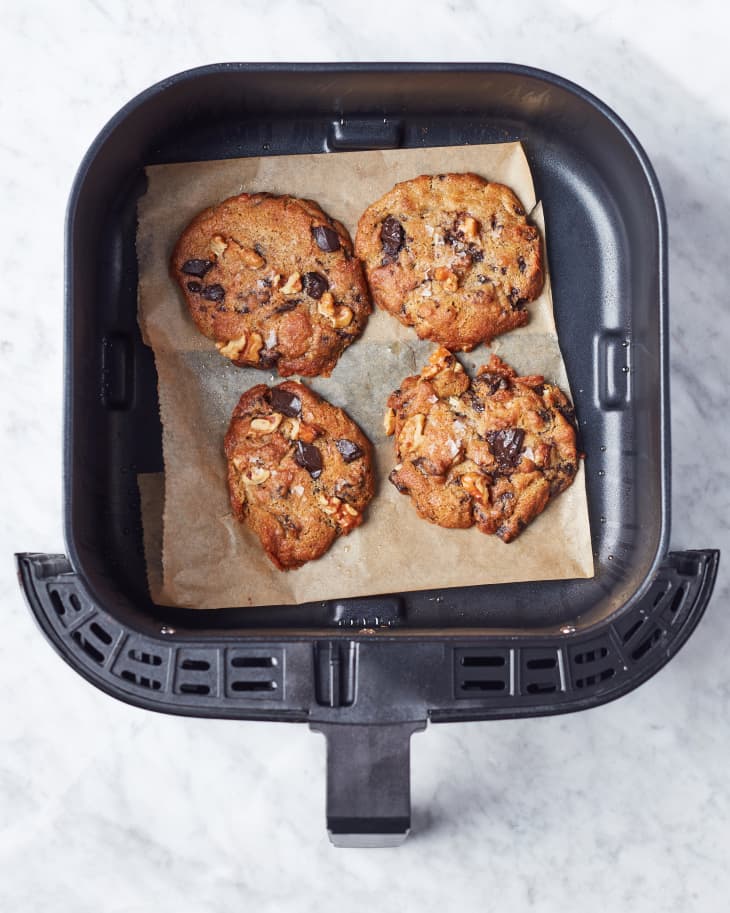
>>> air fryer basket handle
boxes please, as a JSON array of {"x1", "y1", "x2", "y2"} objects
[{"x1": 309, "y1": 721, "x2": 426, "y2": 848}]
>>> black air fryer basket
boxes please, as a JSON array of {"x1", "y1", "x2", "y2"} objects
[{"x1": 18, "y1": 64, "x2": 719, "y2": 847}]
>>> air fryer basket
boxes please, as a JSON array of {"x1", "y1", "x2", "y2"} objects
[{"x1": 18, "y1": 64, "x2": 719, "y2": 847}]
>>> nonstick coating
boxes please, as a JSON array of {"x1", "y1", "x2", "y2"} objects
[{"x1": 64, "y1": 64, "x2": 668, "y2": 636}]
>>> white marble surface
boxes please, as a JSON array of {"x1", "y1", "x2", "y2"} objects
[{"x1": 2, "y1": 1, "x2": 730, "y2": 910}]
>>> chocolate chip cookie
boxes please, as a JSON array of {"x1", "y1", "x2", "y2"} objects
[
  {"x1": 172, "y1": 193, "x2": 371, "y2": 377},
  {"x1": 225, "y1": 381, "x2": 374, "y2": 569},
  {"x1": 385, "y1": 347, "x2": 578, "y2": 541},
  {"x1": 355, "y1": 173, "x2": 543, "y2": 350}
]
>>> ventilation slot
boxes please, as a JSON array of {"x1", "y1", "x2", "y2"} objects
[
  {"x1": 50, "y1": 589, "x2": 66, "y2": 618},
  {"x1": 89, "y1": 622, "x2": 112, "y2": 645},
  {"x1": 231, "y1": 656, "x2": 277, "y2": 668},
  {"x1": 231, "y1": 680, "x2": 277, "y2": 692},
  {"x1": 128, "y1": 649, "x2": 162, "y2": 665},
  {"x1": 48, "y1": 588, "x2": 84, "y2": 625},
  {"x1": 526, "y1": 657, "x2": 556, "y2": 670},
  {"x1": 575, "y1": 668, "x2": 615, "y2": 689},
  {"x1": 179, "y1": 682, "x2": 210, "y2": 695},
  {"x1": 526, "y1": 681, "x2": 557, "y2": 695},
  {"x1": 120, "y1": 670, "x2": 161, "y2": 690},
  {"x1": 668, "y1": 585, "x2": 686, "y2": 617},
  {"x1": 631, "y1": 627, "x2": 663, "y2": 662},
  {"x1": 520, "y1": 649, "x2": 563, "y2": 696},
  {"x1": 619, "y1": 616, "x2": 646, "y2": 644},
  {"x1": 454, "y1": 648, "x2": 511, "y2": 699},
  {"x1": 461, "y1": 656, "x2": 505, "y2": 668},
  {"x1": 653, "y1": 586, "x2": 670, "y2": 607},
  {"x1": 174, "y1": 652, "x2": 219, "y2": 698},
  {"x1": 181, "y1": 659, "x2": 210, "y2": 671},
  {"x1": 574, "y1": 647, "x2": 609, "y2": 665},
  {"x1": 568, "y1": 638, "x2": 615, "y2": 692},
  {"x1": 226, "y1": 649, "x2": 284, "y2": 699},
  {"x1": 461, "y1": 679, "x2": 506, "y2": 692},
  {"x1": 71, "y1": 630, "x2": 105, "y2": 664}
]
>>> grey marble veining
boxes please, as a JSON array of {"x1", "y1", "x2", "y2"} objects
[{"x1": 2, "y1": 1, "x2": 729, "y2": 910}]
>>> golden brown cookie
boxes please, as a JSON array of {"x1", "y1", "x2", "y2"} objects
[
  {"x1": 172, "y1": 193, "x2": 371, "y2": 377},
  {"x1": 225, "y1": 381, "x2": 374, "y2": 569},
  {"x1": 385, "y1": 347, "x2": 578, "y2": 541},
  {"x1": 355, "y1": 173, "x2": 543, "y2": 350}
]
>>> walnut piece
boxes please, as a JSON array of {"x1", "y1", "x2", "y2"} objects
[
  {"x1": 250, "y1": 414, "x2": 283, "y2": 434},
  {"x1": 318, "y1": 291, "x2": 352, "y2": 328},
  {"x1": 281, "y1": 271, "x2": 303, "y2": 295},
  {"x1": 246, "y1": 467, "x2": 270, "y2": 485},
  {"x1": 459, "y1": 216, "x2": 480, "y2": 239},
  {"x1": 461, "y1": 471, "x2": 489, "y2": 504},
  {"x1": 217, "y1": 335, "x2": 248, "y2": 360},
  {"x1": 384, "y1": 407, "x2": 396, "y2": 436},
  {"x1": 317, "y1": 494, "x2": 360, "y2": 532},
  {"x1": 216, "y1": 332, "x2": 263, "y2": 362},
  {"x1": 209, "y1": 234, "x2": 228, "y2": 257},
  {"x1": 433, "y1": 266, "x2": 459, "y2": 291},
  {"x1": 245, "y1": 331, "x2": 264, "y2": 362},
  {"x1": 297, "y1": 423, "x2": 320, "y2": 444},
  {"x1": 239, "y1": 247, "x2": 265, "y2": 269},
  {"x1": 401, "y1": 414, "x2": 426, "y2": 453}
]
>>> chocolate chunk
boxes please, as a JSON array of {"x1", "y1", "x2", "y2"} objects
[
  {"x1": 312, "y1": 225, "x2": 341, "y2": 252},
  {"x1": 514, "y1": 205, "x2": 526, "y2": 216},
  {"x1": 268, "y1": 387, "x2": 302, "y2": 417},
  {"x1": 336, "y1": 439, "x2": 363, "y2": 463},
  {"x1": 201, "y1": 284, "x2": 225, "y2": 302},
  {"x1": 277, "y1": 512, "x2": 301, "y2": 533},
  {"x1": 258, "y1": 350, "x2": 280, "y2": 368},
  {"x1": 294, "y1": 441, "x2": 322, "y2": 478},
  {"x1": 302, "y1": 271, "x2": 329, "y2": 299},
  {"x1": 181, "y1": 258, "x2": 214, "y2": 278},
  {"x1": 487, "y1": 428, "x2": 525, "y2": 469},
  {"x1": 476, "y1": 274, "x2": 490, "y2": 285},
  {"x1": 556, "y1": 403, "x2": 577, "y2": 426},
  {"x1": 381, "y1": 216, "x2": 405, "y2": 259},
  {"x1": 465, "y1": 389, "x2": 485, "y2": 413},
  {"x1": 524, "y1": 226, "x2": 539, "y2": 241},
  {"x1": 413, "y1": 457, "x2": 441, "y2": 476},
  {"x1": 469, "y1": 246, "x2": 484, "y2": 263},
  {"x1": 389, "y1": 469, "x2": 409, "y2": 493},
  {"x1": 274, "y1": 300, "x2": 299, "y2": 314},
  {"x1": 517, "y1": 256, "x2": 526, "y2": 273},
  {"x1": 186, "y1": 281, "x2": 202, "y2": 293},
  {"x1": 478, "y1": 373, "x2": 510, "y2": 396},
  {"x1": 538, "y1": 408, "x2": 551, "y2": 423}
]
